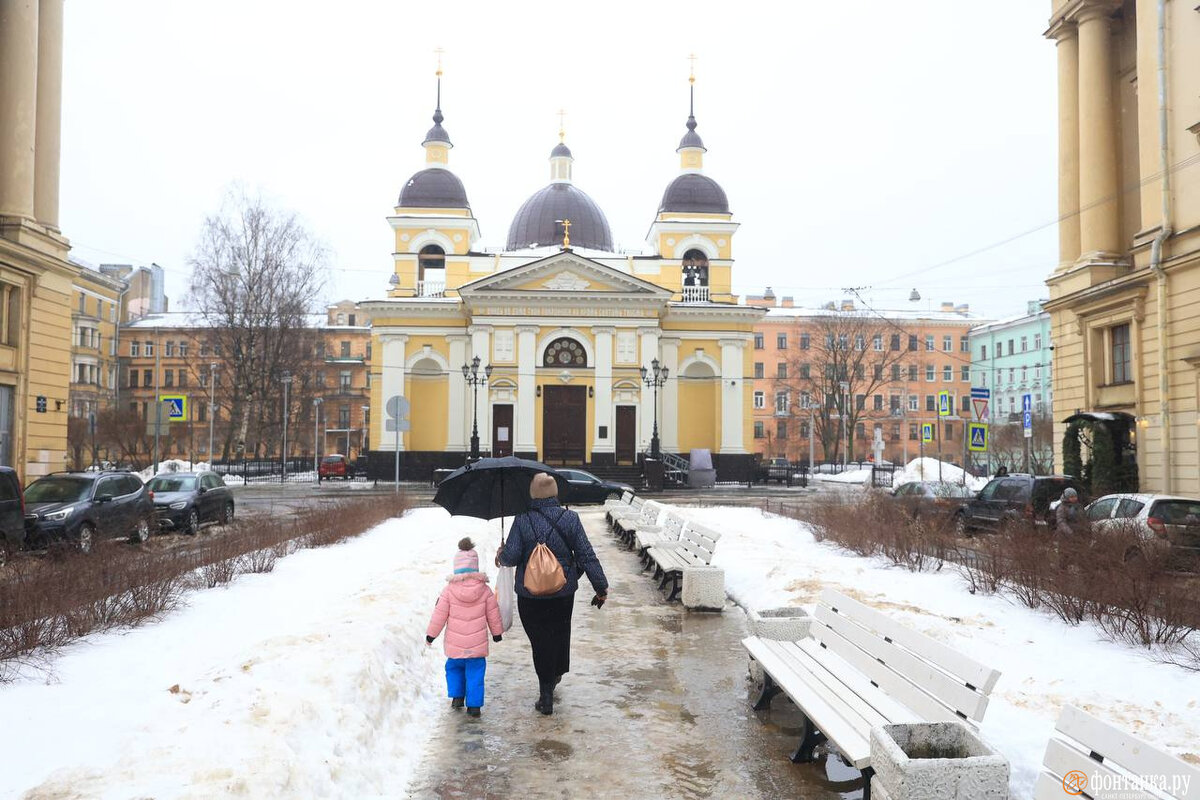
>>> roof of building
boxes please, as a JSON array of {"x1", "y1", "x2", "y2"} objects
[
  {"x1": 506, "y1": 183, "x2": 614, "y2": 252},
  {"x1": 550, "y1": 142, "x2": 572, "y2": 158},
  {"x1": 422, "y1": 108, "x2": 452, "y2": 146},
  {"x1": 659, "y1": 173, "x2": 729, "y2": 214},
  {"x1": 122, "y1": 311, "x2": 349, "y2": 330},
  {"x1": 398, "y1": 167, "x2": 471, "y2": 209},
  {"x1": 762, "y1": 306, "x2": 988, "y2": 323},
  {"x1": 677, "y1": 114, "x2": 705, "y2": 151}
]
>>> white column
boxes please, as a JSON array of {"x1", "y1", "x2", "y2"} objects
[
  {"x1": 720, "y1": 338, "x2": 747, "y2": 453},
  {"x1": 447, "y1": 334, "x2": 469, "y2": 451},
  {"x1": 381, "y1": 334, "x2": 408, "y2": 451},
  {"x1": 469, "y1": 325, "x2": 492, "y2": 454},
  {"x1": 592, "y1": 326, "x2": 614, "y2": 455},
  {"x1": 34, "y1": 0, "x2": 64, "y2": 230},
  {"x1": 638, "y1": 326, "x2": 660, "y2": 453},
  {"x1": 515, "y1": 325, "x2": 538, "y2": 454},
  {"x1": 660, "y1": 336, "x2": 680, "y2": 453},
  {"x1": 0, "y1": 0, "x2": 39, "y2": 220}
]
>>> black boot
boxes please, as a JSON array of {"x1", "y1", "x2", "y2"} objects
[
  {"x1": 534, "y1": 680, "x2": 554, "y2": 715},
  {"x1": 466, "y1": 706, "x2": 481, "y2": 717},
  {"x1": 451, "y1": 697, "x2": 464, "y2": 709}
]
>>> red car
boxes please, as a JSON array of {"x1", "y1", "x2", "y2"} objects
[{"x1": 318, "y1": 454, "x2": 356, "y2": 480}]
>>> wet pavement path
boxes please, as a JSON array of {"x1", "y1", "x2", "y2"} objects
[{"x1": 406, "y1": 509, "x2": 861, "y2": 800}]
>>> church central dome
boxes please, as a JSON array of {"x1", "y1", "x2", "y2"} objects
[{"x1": 505, "y1": 139, "x2": 614, "y2": 252}]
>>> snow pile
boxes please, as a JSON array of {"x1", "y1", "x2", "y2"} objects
[
  {"x1": 895, "y1": 457, "x2": 990, "y2": 491},
  {"x1": 0, "y1": 508, "x2": 507, "y2": 798},
  {"x1": 689, "y1": 505, "x2": 1200, "y2": 798},
  {"x1": 139, "y1": 459, "x2": 210, "y2": 480},
  {"x1": 810, "y1": 467, "x2": 875, "y2": 485}
]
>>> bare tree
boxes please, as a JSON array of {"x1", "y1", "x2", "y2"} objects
[
  {"x1": 774, "y1": 311, "x2": 909, "y2": 463},
  {"x1": 988, "y1": 416, "x2": 1055, "y2": 474},
  {"x1": 187, "y1": 188, "x2": 327, "y2": 460}
]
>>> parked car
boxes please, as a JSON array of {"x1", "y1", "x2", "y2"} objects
[
  {"x1": 889, "y1": 481, "x2": 975, "y2": 521},
  {"x1": 557, "y1": 469, "x2": 632, "y2": 506},
  {"x1": 23, "y1": 471, "x2": 156, "y2": 552},
  {"x1": 0, "y1": 466, "x2": 25, "y2": 566},
  {"x1": 148, "y1": 471, "x2": 234, "y2": 534},
  {"x1": 318, "y1": 454, "x2": 355, "y2": 480},
  {"x1": 955, "y1": 474, "x2": 1087, "y2": 535},
  {"x1": 1084, "y1": 493, "x2": 1200, "y2": 566}
]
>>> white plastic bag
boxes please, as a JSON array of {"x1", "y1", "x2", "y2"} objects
[{"x1": 495, "y1": 562, "x2": 516, "y2": 632}]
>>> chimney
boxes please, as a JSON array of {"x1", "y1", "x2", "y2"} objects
[
  {"x1": 841, "y1": 299, "x2": 855, "y2": 312},
  {"x1": 955, "y1": 303, "x2": 969, "y2": 314},
  {"x1": 940, "y1": 302, "x2": 954, "y2": 312},
  {"x1": 1027, "y1": 300, "x2": 1041, "y2": 315},
  {"x1": 781, "y1": 296, "x2": 794, "y2": 308}
]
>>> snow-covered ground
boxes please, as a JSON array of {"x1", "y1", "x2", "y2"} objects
[
  {"x1": 810, "y1": 457, "x2": 991, "y2": 492},
  {"x1": 0, "y1": 508, "x2": 507, "y2": 799},
  {"x1": 693, "y1": 505, "x2": 1200, "y2": 798}
]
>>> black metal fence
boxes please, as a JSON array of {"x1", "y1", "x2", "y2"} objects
[{"x1": 209, "y1": 458, "x2": 375, "y2": 485}]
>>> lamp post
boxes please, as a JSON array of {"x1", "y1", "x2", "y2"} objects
[
  {"x1": 361, "y1": 405, "x2": 369, "y2": 459},
  {"x1": 312, "y1": 397, "x2": 323, "y2": 482},
  {"x1": 280, "y1": 371, "x2": 292, "y2": 480},
  {"x1": 640, "y1": 357, "x2": 670, "y2": 459},
  {"x1": 461, "y1": 355, "x2": 492, "y2": 460},
  {"x1": 839, "y1": 380, "x2": 851, "y2": 469},
  {"x1": 207, "y1": 362, "x2": 218, "y2": 464}
]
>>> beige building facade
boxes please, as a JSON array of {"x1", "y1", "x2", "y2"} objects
[
  {"x1": 1044, "y1": 0, "x2": 1200, "y2": 493},
  {"x1": 0, "y1": 0, "x2": 77, "y2": 479}
]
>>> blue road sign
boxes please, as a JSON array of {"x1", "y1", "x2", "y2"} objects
[
  {"x1": 971, "y1": 387, "x2": 990, "y2": 399},
  {"x1": 1022, "y1": 393, "x2": 1032, "y2": 413},
  {"x1": 938, "y1": 391, "x2": 951, "y2": 417},
  {"x1": 968, "y1": 422, "x2": 989, "y2": 452},
  {"x1": 1023, "y1": 409, "x2": 1033, "y2": 429},
  {"x1": 160, "y1": 394, "x2": 187, "y2": 421}
]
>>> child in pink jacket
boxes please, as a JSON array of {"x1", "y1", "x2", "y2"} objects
[{"x1": 425, "y1": 537, "x2": 504, "y2": 717}]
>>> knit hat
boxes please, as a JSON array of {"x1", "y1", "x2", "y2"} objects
[
  {"x1": 1062, "y1": 487, "x2": 1078, "y2": 500},
  {"x1": 530, "y1": 472, "x2": 558, "y2": 500},
  {"x1": 454, "y1": 537, "x2": 479, "y2": 573}
]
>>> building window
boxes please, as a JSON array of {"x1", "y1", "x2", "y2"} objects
[
  {"x1": 776, "y1": 420, "x2": 788, "y2": 440},
  {"x1": 891, "y1": 423, "x2": 900, "y2": 440},
  {"x1": 942, "y1": 335, "x2": 952, "y2": 351},
  {"x1": 1021, "y1": 366, "x2": 1027, "y2": 382},
  {"x1": 855, "y1": 334, "x2": 865, "y2": 351},
  {"x1": 776, "y1": 362, "x2": 787, "y2": 379},
  {"x1": 143, "y1": 369, "x2": 152, "y2": 386},
  {"x1": 925, "y1": 335, "x2": 934, "y2": 351},
  {"x1": 890, "y1": 334, "x2": 900, "y2": 351},
  {"x1": 798, "y1": 391, "x2": 811, "y2": 409},
  {"x1": 775, "y1": 391, "x2": 789, "y2": 414},
  {"x1": 163, "y1": 370, "x2": 173, "y2": 387},
  {"x1": 891, "y1": 364, "x2": 901, "y2": 380},
  {"x1": 340, "y1": 341, "x2": 351, "y2": 358},
  {"x1": 908, "y1": 395, "x2": 918, "y2": 412},
  {"x1": 1035, "y1": 364, "x2": 1042, "y2": 379},
  {"x1": 200, "y1": 342, "x2": 209, "y2": 356},
  {"x1": 1111, "y1": 323, "x2": 1131, "y2": 383},
  {"x1": 340, "y1": 371, "x2": 352, "y2": 393},
  {"x1": 838, "y1": 334, "x2": 848, "y2": 350},
  {"x1": 1008, "y1": 367, "x2": 1015, "y2": 384},
  {"x1": 777, "y1": 333, "x2": 787, "y2": 349},
  {"x1": 130, "y1": 341, "x2": 140, "y2": 357},
  {"x1": 873, "y1": 394, "x2": 884, "y2": 411},
  {"x1": 855, "y1": 394, "x2": 865, "y2": 411},
  {"x1": 754, "y1": 421, "x2": 764, "y2": 438},
  {"x1": 799, "y1": 333, "x2": 810, "y2": 350},
  {"x1": 854, "y1": 364, "x2": 864, "y2": 379},
  {"x1": 165, "y1": 341, "x2": 175, "y2": 357},
  {"x1": 338, "y1": 406, "x2": 351, "y2": 428},
  {"x1": 945, "y1": 422, "x2": 954, "y2": 441},
  {"x1": 1007, "y1": 339, "x2": 1014, "y2": 356},
  {"x1": 1034, "y1": 333, "x2": 1042, "y2": 350},
  {"x1": 961, "y1": 394, "x2": 970, "y2": 413},
  {"x1": 800, "y1": 421, "x2": 810, "y2": 438},
  {"x1": 800, "y1": 364, "x2": 810, "y2": 379},
  {"x1": 316, "y1": 372, "x2": 326, "y2": 388},
  {"x1": 753, "y1": 391, "x2": 764, "y2": 409},
  {"x1": 943, "y1": 365, "x2": 952, "y2": 381},
  {"x1": 145, "y1": 341, "x2": 154, "y2": 357},
  {"x1": 418, "y1": 244, "x2": 445, "y2": 280},
  {"x1": 179, "y1": 370, "x2": 188, "y2": 388},
  {"x1": 682, "y1": 249, "x2": 709, "y2": 286},
  {"x1": 543, "y1": 337, "x2": 587, "y2": 367},
  {"x1": 960, "y1": 336, "x2": 969, "y2": 352},
  {"x1": 909, "y1": 423, "x2": 919, "y2": 440},
  {"x1": 908, "y1": 335, "x2": 918, "y2": 351},
  {"x1": 925, "y1": 395, "x2": 936, "y2": 411},
  {"x1": 1020, "y1": 336, "x2": 1028, "y2": 352},
  {"x1": 348, "y1": 313, "x2": 356, "y2": 326},
  {"x1": 908, "y1": 364, "x2": 918, "y2": 381},
  {"x1": 129, "y1": 370, "x2": 138, "y2": 388},
  {"x1": 980, "y1": 344, "x2": 987, "y2": 360},
  {"x1": 754, "y1": 332, "x2": 763, "y2": 349},
  {"x1": 754, "y1": 362, "x2": 764, "y2": 379},
  {"x1": 926, "y1": 365, "x2": 935, "y2": 381},
  {"x1": 873, "y1": 334, "x2": 883, "y2": 351},
  {"x1": 961, "y1": 365, "x2": 969, "y2": 381},
  {"x1": 856, "y1": 422, "x2": 866, "y2": 440},
  {"x1": 874, "y1": 364, "x2": 883, "y2": 380},
  {"x1": 179, "y1": 342, "x2": 188, "y2": 358}
]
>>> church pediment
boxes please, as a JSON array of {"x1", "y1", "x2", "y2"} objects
[{"x1": 458, "y1": 251, "x2": 670, "y2": 298}]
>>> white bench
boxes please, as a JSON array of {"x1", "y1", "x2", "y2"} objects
[
  {"x1": 743, "y1": 589, "x2": 1001, "y2": 799},
  {"x1": 645, "y1": 523, "x2": 721, "y2": 602},
  {"x1": 603, "y1": 489, "x2": 635, "y2": 518},
  {"x1": 1035, "y1": 705, "x2": 1200, "y2": 799},
  {"x1": 606, "y1": 494, "x2": 646, "y2": 529},
  {"x1": 612, "y1": 500, "x2": 663, "y2": 543},
  {"x1": 634, "y1": 511, "x2": 686, "y2": 562}
]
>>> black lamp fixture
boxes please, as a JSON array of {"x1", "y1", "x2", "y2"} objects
[
  {"x1": 640, "y1": 357, "x2": 670, "y2": 459},
  {"x1": 462, "y1": 355, "x2": 493, "y2": 460}
]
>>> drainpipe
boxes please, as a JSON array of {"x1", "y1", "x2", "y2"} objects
[{"x1": 1149, "y1": 0, "x2": 1172, "y2": 492}]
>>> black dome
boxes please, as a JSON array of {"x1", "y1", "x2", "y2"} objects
[
  {"x1": 506, "y1": 183, "x2": 614, "y2": 251},
  {"x1": 659, "y1": 173, "x2": 729, "y2": 214},
  {"x1": 550, "y1": 142, "x2": 572, "y2": 158},
  {"x1": 398, "y1": 168, "x2": 470, "y2": 209}
]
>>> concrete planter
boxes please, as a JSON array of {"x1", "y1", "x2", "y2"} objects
[
  {"x1": 747, "y1": 607, "x2": 812, "y2": 641},
  {"x1": 680, "y1": 566, "x2": 725, "y2": 611},
  {"x1": 870, "y1": 722, "x2": 1009, "y2": 800}
]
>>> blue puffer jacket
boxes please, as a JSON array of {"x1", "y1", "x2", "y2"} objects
[{"x1": 499, "y1": 498, "x2": 609, "y2": 600}]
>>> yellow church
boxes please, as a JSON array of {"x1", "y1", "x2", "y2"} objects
[{"x1": 361, "y1": 72, "x2": 763, "y2": 481}]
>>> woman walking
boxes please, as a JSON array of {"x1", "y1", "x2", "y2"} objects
[{"x1": 498, "y1": 472, "x2": 608, "y2": 716}]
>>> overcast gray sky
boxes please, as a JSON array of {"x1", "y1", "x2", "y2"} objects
[{"x1": 60, "y1": 0, "x2": 1058, "y2": 320}]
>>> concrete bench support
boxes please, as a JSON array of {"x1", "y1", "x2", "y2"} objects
[
  {"x1": 681, "y1": 565, "x2": 725, "y2": 611},
  {"x1": 870, "y1": 722, "x2": 1009, "y2": 800},
  {"x1": 747, "y1": 607, "x2": 812, "y2": 641}
]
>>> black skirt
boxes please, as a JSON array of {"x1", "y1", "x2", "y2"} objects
[{"x1": 517, "y1": 594, "x2": 575, "y2": 682}]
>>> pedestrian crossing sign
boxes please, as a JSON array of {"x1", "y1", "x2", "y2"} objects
[
  {"x1": 921, "y1": 423, "x2": 933, "y2": 443},
  {"x1": 159, "y1": 394, "x2": 187, "y2": 422},
  {"x1": 968, "y1": 422, "x2": 988, "y2": 452},
  {"x1": 938, "y1": 391, "x2": 951, "y2": 417}
]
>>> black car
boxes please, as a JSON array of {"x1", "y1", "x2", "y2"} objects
[
  {"x1": 955, "y1": 474, "x2": 1087, "y2": 535},
  {"x1": 148, "y1": 471, "x2": 234, "y2": 534},
  {"x1": 558, "y1": 469, "x2": 632, "y2": 506},
  {"x1": 24, "y1": 471, "x2": 156, "y2": 552},
  {"x1": 0, "y1": 467, "x2": 25, "y2": 565}
]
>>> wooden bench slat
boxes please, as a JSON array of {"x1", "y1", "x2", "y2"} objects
[
  {"x1": 744, "y1": 637, "x2": 873, "y2": 768},
  {"x1": 795, "y1": 639, "x2": 925, "y2": 726},
  {"x1": 774, "y1": 640, "x2": 912, "y2": 732},
  {"x1": 813, "y1": 606, "x2": 990, "y2": 723},
  {"x1": 821, "y1": 589, "x2": 1001, "y2": 694},
  {"x1": 809, "y1": 619, "x2": 964, "y2": 726},
  {"x1": 762, "y1": 640, "x2": 892, "y2": 734},
  {"x1": 1043, "y1": 738, "x2": 1161, "y2": 800}
]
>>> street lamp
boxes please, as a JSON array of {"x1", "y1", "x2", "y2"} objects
[
  {"x1": 461, "y1": 355, "x2": 493, "y2": 460},
  {"x1": 640, "y1": 358, "x2": 670, "y2": 459},
  {"x1": 839, "y1": 380, "x2": 851, "y2": 468},
  {"x1": 281, "y1": 371, "x2": 292, "y2": 480},
  {"x1": 312, "y1": 397, "x2": 323, "y2": 481},
  {"x1": 361, "y1": 405, "x2": 369, "y2": 459},
  {"x1": 207, "y1": 362, "x2": 218, "y2": 464}
]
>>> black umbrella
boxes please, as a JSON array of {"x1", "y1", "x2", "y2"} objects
[{"x1": 432, "y1": 457, "x2": 569, "y2": 522}]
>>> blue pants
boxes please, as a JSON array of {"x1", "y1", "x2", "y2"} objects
[{"x1": 445, "y1": 657, "x2": 487, "y2": 707}]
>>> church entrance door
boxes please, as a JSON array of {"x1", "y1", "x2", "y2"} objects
[
  {"x1": 492, "y1": 404, "x2": 513, "y2": 457},
  {"x1": 615, "y1": 405, "x2": 636, "y2": 464},
  {"x1": 542, "y1": 386, "x2": 586, "y2": 465}
]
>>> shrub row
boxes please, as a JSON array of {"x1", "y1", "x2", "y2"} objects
[{"x1": 0, "y1": 495, "x2": 410, "y2": 680}]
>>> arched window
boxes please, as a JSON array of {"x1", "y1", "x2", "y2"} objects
[
  {"x1": 681, "y1": 248, "x2": 709, "y2": 287},
  {"x1": 543, "y1": 337, "x2": 587, "y2": 367},
  {"x1": 418, "y1": 245, "x2": 445, "y2": 280}
]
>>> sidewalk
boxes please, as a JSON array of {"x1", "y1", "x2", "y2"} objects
[{"x1": 405, "y1": 509, "x2": 859, "y2": 799}]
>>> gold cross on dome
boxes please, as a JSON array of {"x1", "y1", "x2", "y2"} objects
[
  {"x1": 557, "y1": 108, "x2": 566, "y2": 142},
  {"x1": 688, "y1": 53, "x2": 697, "y2": 83},
  {"x1": 556, "y1": 218, "x2": 572, "y2": 249},
  {"x1": 434, "y1": 46, "x2": 444, "y2": 77}
]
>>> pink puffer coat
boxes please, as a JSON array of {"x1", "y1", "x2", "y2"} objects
[{"x1": 426, "y1": 573, "x2": 503, "y2": 659}]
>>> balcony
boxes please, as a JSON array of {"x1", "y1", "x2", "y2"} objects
[
  {"x1": 324, "y1": 353, "x2": 367, "y2": 364},
  {"x1": 417, "y1": 280, "x2": 445, "y2": 298},
  {"x1": 680, "y1": 285, "x2": 710, "y2": 303}
]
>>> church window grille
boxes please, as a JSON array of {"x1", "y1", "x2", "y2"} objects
[{"x1": 543, "y1": 337, "x2": 587, "y2": 367}]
